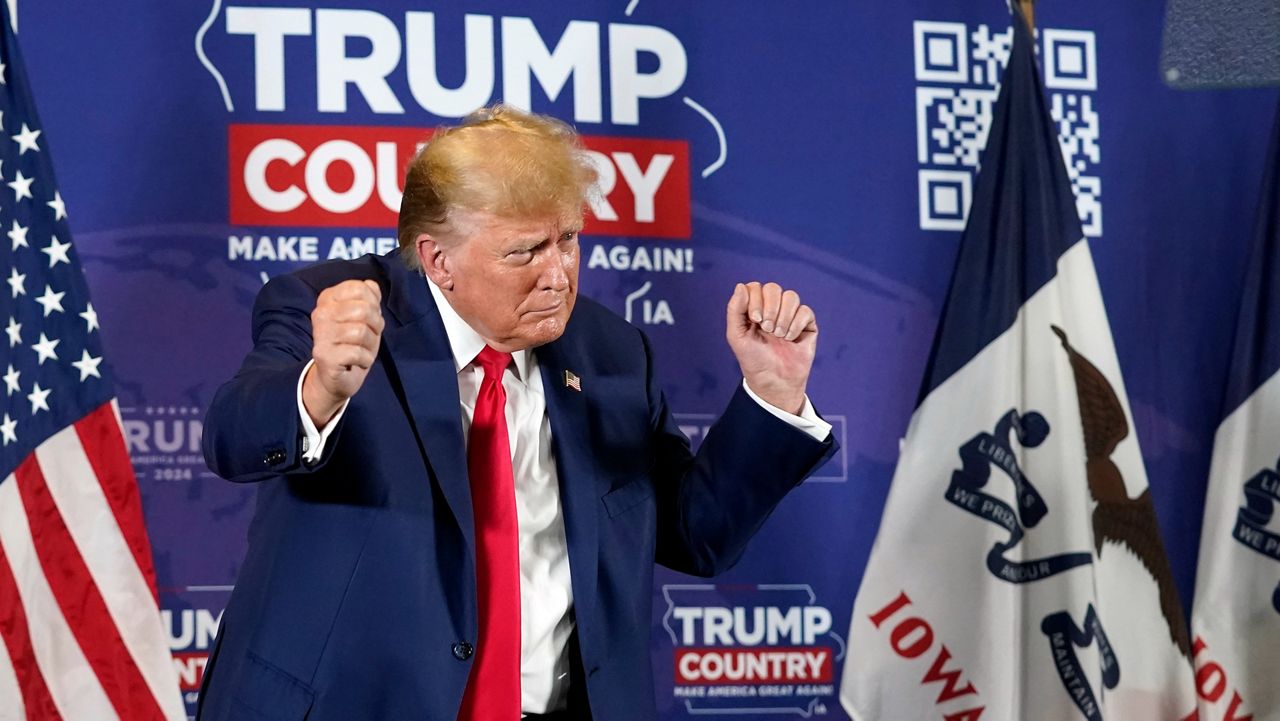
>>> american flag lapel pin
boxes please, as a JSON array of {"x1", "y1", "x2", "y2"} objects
[{"x1": 564, "y1": 370, "x2": 582, "y2": 392}]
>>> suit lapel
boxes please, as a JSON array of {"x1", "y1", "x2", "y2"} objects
[
  {"x1": 536, "y1": 338, "x2": 601, "y2": 634},
  {"x1": 379, "y1": 256, "x2": 475, "y2": 553}
]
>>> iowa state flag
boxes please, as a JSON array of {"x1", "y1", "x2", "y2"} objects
[
  {"x1": 1188, "y1": 102, "x2": 1280, "y2": 721},
  {"x1": 839, "y1": 8, "x2": 1197, "y2": 721}
]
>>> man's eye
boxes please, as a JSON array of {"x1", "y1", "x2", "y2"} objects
[{"x1": 560, "y1": 232, "x2": 579, "y2": 243}]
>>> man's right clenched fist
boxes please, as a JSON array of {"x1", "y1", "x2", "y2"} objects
[{"x1": 302, "y1": 279, "x2": 385, "y2": 428}]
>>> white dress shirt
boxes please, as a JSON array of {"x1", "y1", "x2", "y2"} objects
[{"x1": 297, "y1": 277, "x2": 831, "y2": 712}]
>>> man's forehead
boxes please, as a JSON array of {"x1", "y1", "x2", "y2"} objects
[{"x1": 458, "y1": 208, "x2": 582, "y2": 240}]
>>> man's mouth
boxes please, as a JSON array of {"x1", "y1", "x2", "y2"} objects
[{"x1": 525, "y1": 301, "x2": 564, "y2": 316}]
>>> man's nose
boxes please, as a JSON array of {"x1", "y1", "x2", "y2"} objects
[{"x1": 537, "y1": 249, "x2": 570, "y2": 291}]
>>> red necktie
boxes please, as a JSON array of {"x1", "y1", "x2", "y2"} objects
[{"x1": 458, "y1": 346, "x2": 521, "y2": 720}]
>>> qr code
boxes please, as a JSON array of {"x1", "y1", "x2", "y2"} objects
[{"x1": 914, "y1": 21, "x2": 1101, "y2": 236}]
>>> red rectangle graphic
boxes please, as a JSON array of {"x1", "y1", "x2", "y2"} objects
[
  {"x1": 172, "y1": 652, "x2": 208, "y2": 691},
  {"x1": 228, "y1": 124, "x2": 690, "y2": 239},
  {"x1": 674, "y1": 647, "x2": 834, "y2": 685}
]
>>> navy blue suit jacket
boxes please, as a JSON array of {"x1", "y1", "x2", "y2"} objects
[{"x1": 197, "y1": 251, "x2": 836, "y2": 721}]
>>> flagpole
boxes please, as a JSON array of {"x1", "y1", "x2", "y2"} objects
[{"x1": 1018, "y1": 0, "x2": 1036, "y2": 31}]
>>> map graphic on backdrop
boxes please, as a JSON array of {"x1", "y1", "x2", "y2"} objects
[{"x1": 147, "y1": 7, "x2": 1114, "y2": 718}]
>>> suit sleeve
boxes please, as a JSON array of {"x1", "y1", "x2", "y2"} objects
[
  {"x1": 202, "y1": 273, "x2": 347, "y2": 483},
  {"x1": 644, "y1": 331, "x2": 838, "y2": 578}
]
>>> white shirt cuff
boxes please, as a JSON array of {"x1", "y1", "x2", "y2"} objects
[
  {"x1": 741, "y1": 380, "x2": 831, "y2": 442},
  {"x1": 298, "y1": 359, "x2": 350, "y2": 463}
]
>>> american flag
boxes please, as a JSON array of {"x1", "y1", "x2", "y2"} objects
[{"x1": 0, "y1": 7, "x2": 185, "y2": 721}]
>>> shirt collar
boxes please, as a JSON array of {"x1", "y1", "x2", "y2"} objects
[{"x1": 426, "y1": 277, "x2": 533, "y2": 383}]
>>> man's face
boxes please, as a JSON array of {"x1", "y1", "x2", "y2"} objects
[{"x1": 422, "y1": 209, "x2": 581, "y2": 352}]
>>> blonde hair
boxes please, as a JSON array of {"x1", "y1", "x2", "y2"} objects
[{"x1": 397, "y1": 104, "x2": 598, "y2": 268}]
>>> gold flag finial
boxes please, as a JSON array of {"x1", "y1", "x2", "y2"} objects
[{"x1": 1018, "y1": 0, "x2": 1036, "y2": 32}]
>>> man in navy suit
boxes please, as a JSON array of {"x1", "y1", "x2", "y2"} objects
[{"x1": 198, "y1": 105, "x2": 835, "y2": 721}]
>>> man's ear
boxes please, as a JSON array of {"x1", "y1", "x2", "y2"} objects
[{"x1": 416, "y1": 233, "x2": 454, "y2": 290}]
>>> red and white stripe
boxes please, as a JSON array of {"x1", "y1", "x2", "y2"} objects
[{"x1": 0, "y1": 401, "x2": 185, "y2": 720}]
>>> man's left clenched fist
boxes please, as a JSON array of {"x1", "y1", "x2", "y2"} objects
[
  {"x1": 725, "y1": 282, "x2": 818, "y2": 415},
  {"x1": 302, "y1": 279, "x2": 385, "y2": 428}
]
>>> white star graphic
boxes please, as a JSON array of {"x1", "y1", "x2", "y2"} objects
[
  {"x1": 7, "y1": 220, "x2": 26, "y2": 250},
  {"x1": 0, "y1": 63, "x2": 7, "y2": 85},
  {"x1": 31, "y1": 332, "x2": 59, "y2": 364},
  {"x1": 27, "y1": 382, "x2": 50, "y2": 414},
  {"x1": 7, "y1": 266, "x2": 24, "y2": 298},
  {"x1": 72, "y1": 350, "x2": 103, "y2": 381},
  {"x1": 3, "y1": 364, "x2": 18, "y2": 395},
  {"x1": 4, "y1": 316, "x2": 19, "y2": 347},
  {"x1": 48, "y1": 191, "x2": 66, "y2": 221},
  {"x1": 80, "y1": 302, "x2": 99, "y2": 333},
  {"x1": 0, "y1": 414, "x2": 15, "y2": 446},
  {"x1": 35, "y1": 285, "x2": 65, "y2": 317},
  {"x1": 41, "y1": 236, "x2": 71, "y2": 267},
  {"x1": 8, "y1": 170, "x2": 33, "y2": 201},
  {"x1": 11, "y1": 123, "x2": 40, "y2": 155}
]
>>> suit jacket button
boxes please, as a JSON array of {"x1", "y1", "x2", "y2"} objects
[{"x1": 452, "y1": 642, "x2": 474, "y2": 661}]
